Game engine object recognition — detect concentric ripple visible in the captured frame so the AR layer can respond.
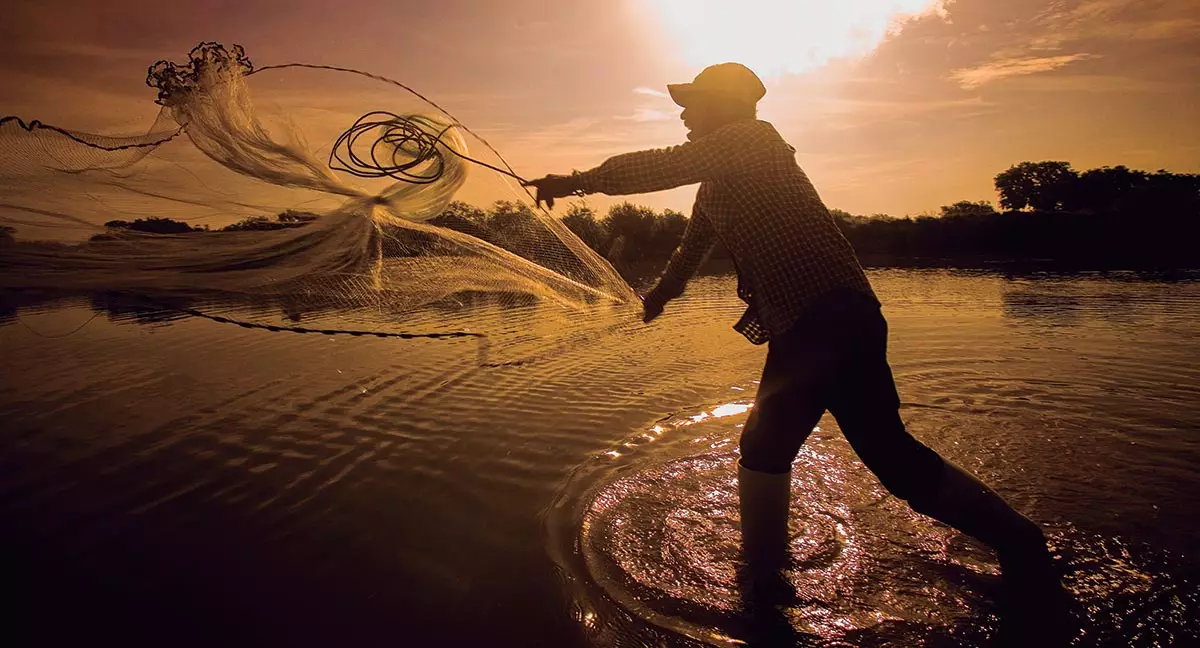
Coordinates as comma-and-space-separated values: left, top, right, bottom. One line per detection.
552, 394, 1200, 647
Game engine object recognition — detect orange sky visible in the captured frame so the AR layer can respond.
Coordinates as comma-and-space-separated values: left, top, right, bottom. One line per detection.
1, 0, 1197, 217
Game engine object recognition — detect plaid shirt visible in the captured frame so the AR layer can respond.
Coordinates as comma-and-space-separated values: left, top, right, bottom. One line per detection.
575, 119, 877, 344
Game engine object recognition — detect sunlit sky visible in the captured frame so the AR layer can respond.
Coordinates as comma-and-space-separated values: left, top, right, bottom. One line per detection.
1, 0, 1197, 216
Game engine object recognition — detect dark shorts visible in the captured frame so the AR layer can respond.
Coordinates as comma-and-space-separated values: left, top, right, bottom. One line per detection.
739, 289, 944, 506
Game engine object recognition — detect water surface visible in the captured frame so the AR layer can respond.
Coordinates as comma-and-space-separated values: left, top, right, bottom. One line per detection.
2, 270, 1198, 647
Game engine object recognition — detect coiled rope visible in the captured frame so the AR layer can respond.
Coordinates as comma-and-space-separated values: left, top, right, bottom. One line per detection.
329, 111, 527, 185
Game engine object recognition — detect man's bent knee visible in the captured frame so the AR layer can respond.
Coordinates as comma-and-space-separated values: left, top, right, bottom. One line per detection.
739, 423, 801, 474
863, 443, 945, 506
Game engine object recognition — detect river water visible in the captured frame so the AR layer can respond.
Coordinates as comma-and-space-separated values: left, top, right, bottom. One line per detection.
2, 270, 1198, 647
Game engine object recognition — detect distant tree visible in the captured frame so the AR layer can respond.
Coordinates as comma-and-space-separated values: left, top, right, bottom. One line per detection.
561, 203, 606, 252
222, 216, 280, 231
995, 161, 1078, 211
276, 210, 320, 224
828, 209, 858, 237
1068, 166, 1147, 213
602, 202, 657, 262
939, 200, 997, 219
213, 213, 313, 232
483, 200, 572, 265
648, 209, 687, 257
0, 225, 14, 245
439, 200, 488, 229
488, 200, 538, 235
103, 217, 199, 234
1133, 170, 1200, 218
430, 203, 490, 240
828, 208, 856, 222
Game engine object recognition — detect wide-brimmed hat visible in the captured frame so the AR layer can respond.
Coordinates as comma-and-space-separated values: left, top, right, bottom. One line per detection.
667, 62, 766, 108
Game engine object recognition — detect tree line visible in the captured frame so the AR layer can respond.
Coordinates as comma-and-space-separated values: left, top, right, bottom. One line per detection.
836, 162, 1198, 268
553, 161, 1199, 270
8, 161, 1195, 271
430, 161, 1199, 272
87, 211, 320, 237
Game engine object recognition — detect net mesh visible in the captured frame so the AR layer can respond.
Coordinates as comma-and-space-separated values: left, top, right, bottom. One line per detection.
0, 42, 640, 363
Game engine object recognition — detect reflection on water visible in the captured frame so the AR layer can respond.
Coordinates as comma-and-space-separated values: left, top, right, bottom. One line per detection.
2, 269, 1199, 647
1000, 276, 1194, 326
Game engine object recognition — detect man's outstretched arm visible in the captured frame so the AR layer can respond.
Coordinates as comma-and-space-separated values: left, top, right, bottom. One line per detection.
523, 120, 765, 207
575, 121, 761, 196
643, 208, 717, 323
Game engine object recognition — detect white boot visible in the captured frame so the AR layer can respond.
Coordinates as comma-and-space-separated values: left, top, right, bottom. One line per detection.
738, 460, 791, 571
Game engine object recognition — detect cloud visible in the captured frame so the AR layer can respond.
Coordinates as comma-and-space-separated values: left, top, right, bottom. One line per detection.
951, 53, 1097, 88
1028, 0, 1200, 49
615, 108, 675, 122
2, 38, 166, 63
491, 116, 628, 154
993, 73, 1182, 94
939, 0, 1198, 91
633, 87, 670, 98
620, 87, 677, 122
815, 95, 994, 117
974, 0, 1200, 59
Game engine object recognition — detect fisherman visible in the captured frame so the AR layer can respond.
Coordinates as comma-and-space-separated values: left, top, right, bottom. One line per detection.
524, 63, 1062, 597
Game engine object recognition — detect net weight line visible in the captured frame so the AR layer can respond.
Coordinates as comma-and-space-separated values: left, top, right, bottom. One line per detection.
0, 115, 183, 152
177, 307, 481, 340
174, 305, 639, 370
12, 284, 638, 369
13, 299, 532, 369
178, 306, 530, 368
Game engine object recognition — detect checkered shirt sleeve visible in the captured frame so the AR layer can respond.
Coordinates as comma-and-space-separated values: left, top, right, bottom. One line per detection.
574, 121, 768, 196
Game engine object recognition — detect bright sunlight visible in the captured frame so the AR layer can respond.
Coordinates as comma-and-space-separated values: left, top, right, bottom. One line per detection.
642, 0, 948, 78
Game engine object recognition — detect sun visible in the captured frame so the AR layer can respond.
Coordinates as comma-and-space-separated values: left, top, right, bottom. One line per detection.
641, 0, 947, 79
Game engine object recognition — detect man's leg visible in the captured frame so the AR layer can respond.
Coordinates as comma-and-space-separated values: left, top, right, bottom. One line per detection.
827, 305, 1053, 569
828, 303, 1073, 642
738, 359, 828, 474
737, 330, 831, 571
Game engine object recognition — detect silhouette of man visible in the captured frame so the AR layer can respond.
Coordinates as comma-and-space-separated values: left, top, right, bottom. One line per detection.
526, 63, 1060, 594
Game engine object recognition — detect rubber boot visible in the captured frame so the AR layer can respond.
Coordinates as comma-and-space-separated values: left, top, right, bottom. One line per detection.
913, 462, 1073, 643
911, 461, 1050, 567
912, 462, 1071, 613
737, 460, 791, 573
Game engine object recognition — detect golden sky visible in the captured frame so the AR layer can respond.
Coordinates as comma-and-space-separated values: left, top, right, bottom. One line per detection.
1, 0, 1198, 217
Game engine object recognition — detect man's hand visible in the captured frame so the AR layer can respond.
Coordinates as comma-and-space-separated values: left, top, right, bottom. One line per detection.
641, 293, 665, 323
522, 174, 579, 210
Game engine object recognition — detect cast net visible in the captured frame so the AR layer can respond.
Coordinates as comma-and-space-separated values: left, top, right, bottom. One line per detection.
0, 43, 640, 363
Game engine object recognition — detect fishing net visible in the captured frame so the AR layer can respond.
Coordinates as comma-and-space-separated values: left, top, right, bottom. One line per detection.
0, 43, 639, 363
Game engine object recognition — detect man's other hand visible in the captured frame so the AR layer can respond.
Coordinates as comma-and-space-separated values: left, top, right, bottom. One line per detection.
522, 174, 578, 210
642, 294, 665, 323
